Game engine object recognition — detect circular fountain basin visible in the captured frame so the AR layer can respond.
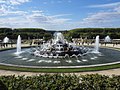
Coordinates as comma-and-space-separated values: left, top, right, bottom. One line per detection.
0, 47, 120, 68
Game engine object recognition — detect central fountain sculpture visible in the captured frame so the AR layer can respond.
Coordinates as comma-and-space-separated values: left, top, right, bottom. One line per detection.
33, 32, 98, 58
15, 32, 100, 58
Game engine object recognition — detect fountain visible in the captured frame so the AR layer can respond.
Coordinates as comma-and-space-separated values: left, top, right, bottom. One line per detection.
0, 32, 120, 68
104, 36, 111, 43
3, 37, 9, 43
93, 35, 100, 53
33, 32, 88, 58
16, 35, 21, 54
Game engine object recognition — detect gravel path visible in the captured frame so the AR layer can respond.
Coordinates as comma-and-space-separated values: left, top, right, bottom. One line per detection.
0, 68, 120, 76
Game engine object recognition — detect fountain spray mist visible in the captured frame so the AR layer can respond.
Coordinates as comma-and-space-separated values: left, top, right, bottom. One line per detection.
94, 35, 99, 53
104, 35, 111, 42
16, 35, 21, 53
3, 37, 9, 43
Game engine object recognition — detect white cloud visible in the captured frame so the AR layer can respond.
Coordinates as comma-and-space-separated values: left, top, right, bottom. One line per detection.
0, 0, 120, 30
0, 6, 27, 16
0, 0, 6, 4
28, 13, 71, 25
0, 0, 35, 28
9, 0, 21, 5
81, 2, 120, 28
32, 10, 43, 13
0, 0, 31, 16
0, 5, 6, 13
8, 0, 31, 5
0, 0, 72, 30
89, 2, 120, 8
0, 6, 72, 30
80, 11, 120, 28
43, 0, 72, 5
83, 12, 120, 22
0, 4, 13, 16
114, 6, 120, 13
0, 0, 31, 5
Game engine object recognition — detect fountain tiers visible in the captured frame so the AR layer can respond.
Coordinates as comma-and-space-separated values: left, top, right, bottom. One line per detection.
34, 32, 88, 58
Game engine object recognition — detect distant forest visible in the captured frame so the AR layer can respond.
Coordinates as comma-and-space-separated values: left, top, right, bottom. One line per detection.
65, 28, 120, 39
0, 28, 120, 40
0, 28, 53, 41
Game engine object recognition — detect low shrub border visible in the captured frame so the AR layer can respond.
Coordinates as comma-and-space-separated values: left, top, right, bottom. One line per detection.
0, 74, 120, 90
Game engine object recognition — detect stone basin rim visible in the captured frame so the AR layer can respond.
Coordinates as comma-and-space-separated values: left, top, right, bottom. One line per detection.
0, 61, 120, 69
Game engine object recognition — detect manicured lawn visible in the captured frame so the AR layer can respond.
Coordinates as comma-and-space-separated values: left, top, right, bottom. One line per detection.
0, 63, 120, 73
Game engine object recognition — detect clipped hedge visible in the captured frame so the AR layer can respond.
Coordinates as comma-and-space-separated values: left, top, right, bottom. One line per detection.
0, 74, 120, 90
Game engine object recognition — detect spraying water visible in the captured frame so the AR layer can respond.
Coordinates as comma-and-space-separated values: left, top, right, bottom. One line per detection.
3, 37, 9, 43
104, 35, 111, 42
53, 32, 66, 44
33, 32, 90, 58
16, 35, 21, 54
94, 35, 99, 53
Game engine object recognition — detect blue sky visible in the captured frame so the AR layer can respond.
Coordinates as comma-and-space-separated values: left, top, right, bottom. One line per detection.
0, 0, 120, 30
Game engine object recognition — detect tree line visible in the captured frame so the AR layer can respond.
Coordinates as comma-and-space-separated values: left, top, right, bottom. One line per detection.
64, 28, 120, 39
0, 28, 53, 41
0, 28, 120, 41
